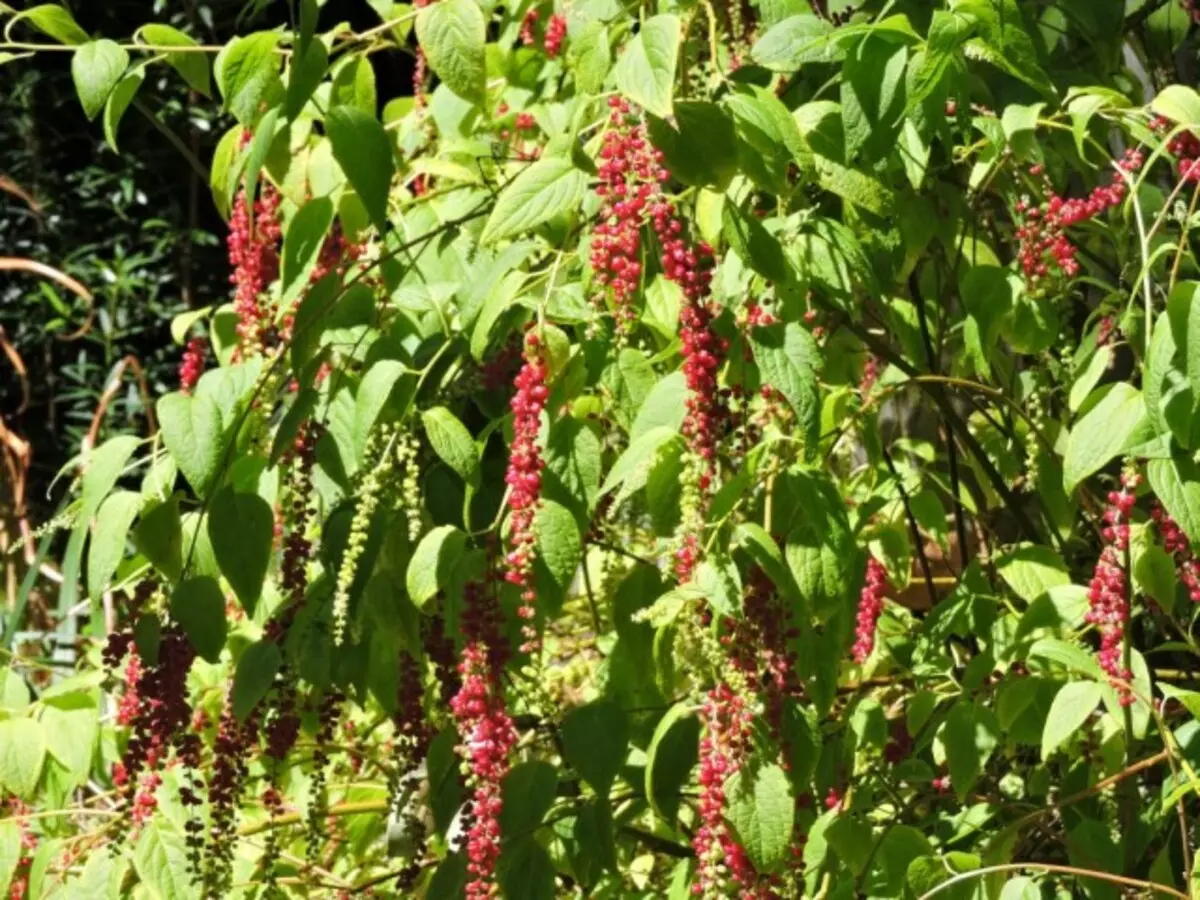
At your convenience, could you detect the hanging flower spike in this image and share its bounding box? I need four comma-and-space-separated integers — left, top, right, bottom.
853, 556, 890, 664
1152, 503, 1200, 602
1086, 470, 1139, 704
227, 181, 282, 358
504, 332, 549, 653
178, 337, 206, 393
544, 13, 567, 57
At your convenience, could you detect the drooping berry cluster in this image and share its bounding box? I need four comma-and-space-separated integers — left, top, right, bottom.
4, 801, 36, 900
543, 13, 567, 57
693, 683, 763, 898
1014, 151, 1143, 292
227, 181, 282, 357
852, 556, 890, 664
202, 693, 260, 894
1152, 114, 1200, 181
1152, 503, 1200, 603
178, 336, 206, 394
450, 571, 516, 900
520, 8, 539, 45
589, 98, 661, 334
279, 423, 318, 624
1086, 471, 1139, 703
503, 333, 549, 653
727, 568, 800, 738
305, 690, 345, 862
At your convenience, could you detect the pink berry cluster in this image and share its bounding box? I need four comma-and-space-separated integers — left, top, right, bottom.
589, 97, 662, 334
504, 333, 549, 652
727, 567, 800, 738
227, 181, 282, 357
1014, 151, 1142, 290
859, 354, 880, 397
1085, 471, 1139, 704
451, 572, 516, 900
852, 556, 890, 664
520, 8, 539, 45
693, 683, 766, 898
1152, 114, 1200, 181
1152, 503, 1200, 603
544, 13, 566, 57
178, 336, 206, 394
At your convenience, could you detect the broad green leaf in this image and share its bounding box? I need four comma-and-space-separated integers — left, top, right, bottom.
330, 56, 377, 115
406, 525, 468, 607
326, 106, 395, 232
1063, 383, 1151, 493
995, 544, 1069, 604
12, 4, 88, 45
40, 693, 98, 785
1167, 281, 1200, 399
481, 156, 587, 244
569, 23, 610, 95
71, 40, 130, 120
135, 495, 184, 584
941, 702, 998, 800
500, 761, 557, 837
141, 23, 210, 95
281, 196, 335, 302
285, 36, 328, 120
500, 840, 556, 900
751, 14, 839, 71
1152, 84, 1200, 130
103, 66, 144, 152
644, 702, 699, 823
86, 490, 141, 601
0, 821, 19, 898
781, 472, 856, 621
208, 487, 273, 615
750, 322, 821, 450
422, 406, 481, 486
955, 0, 1052, 95
1148, 454, 1200, 548
723, 202, 791, 283
1134, 544, 1177, 607
80, 434, 142, 519
647, 102, 738, 189
630, 371, 687, 441
536, 500, 581, 589
170, 576, 228, 664
600, 427, 682, 506
613, 15, 680, 119
561, 699, 628, 796
232, 640, 281, 721
157, 392, 223, 498
1068, 346, 1113, 413
416, 0, 487, 106
0, 718, 46, 798
840, 34, 907, 161
726, 763, 794, 872
214, 32, 282, 125
132, 822, 195, 900
1027, 637, 1105, 680
1041, 681, 1102, 760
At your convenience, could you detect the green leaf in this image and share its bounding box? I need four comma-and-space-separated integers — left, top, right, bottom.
169, 576, 228, 664
281, 196, 335, 303
71, 40, 130, 121
40, 693, 97, 785
500, 839, 556, 900
86, 490, 141, 601
157, 391, 223, 498
782, 472, 856, 621
481, 156, 588, 244
406, 525, 468, 607
135, 495, 184, 584
751, 14, 838, 71
644, 702, 699, 824
103, 66, 144, 152
726, 763, 794, 872
995, 544, 1069, 604
80, 434, 142, 519
285, 36, 328, 120
1041, 681, 1101, 760
416, 0, 487, 106
600, 427, 682, 507
941, 702, 998, 800
500, 761, 558, 837
141, 23, 210, 95
630, 371, 687, 441
569, 23, 610, 95
840, 34, 907, 161
1063, 383, 1152, 494
1167, 280, 1200, 399
214, 32, 282, 126
1028, 637, 1106, 681
536, 500, 581, 589
561, 699, 628, 796
326, 106, 395, 233
613, 15, 680, 119
646, 102, 738, 189
1151, 84, 1200, 130
208, 487, 273, 616
0, 821, 20, 898
330, 56, 377, 115
232, 640, 281, 721
957, 0, 1051, 95
750, 322, 821, 450
13, 4, 88, 45
723, 201, 791, 283
423, 407, 481, 486
132, 822, 195, 900
1148, 454, 1200, 548
1135, 544, 1178, 607
0, 718, 46, 798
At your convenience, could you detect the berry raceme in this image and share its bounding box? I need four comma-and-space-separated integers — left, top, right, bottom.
852, 556, 890, 664
227, 181, 282, 358
1086, 470, 1139, 704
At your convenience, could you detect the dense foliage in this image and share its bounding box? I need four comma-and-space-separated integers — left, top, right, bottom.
10, 1, 1200, 898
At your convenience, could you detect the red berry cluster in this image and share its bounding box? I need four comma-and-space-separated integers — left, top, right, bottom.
694, 684, 764, 897
1086, 472, 1139, 704
178, 337, 206, 394
824, 787, 843, 811
227, 181, 282, 358
1152, 503, 1200, 602
451, 571, 516, 900
1014, 151, 1143, 291
203, 694, 260, 894
5, 802, 35, 900
1152, 114, 1200, 180
1096, 315, 1116, 348
544, 13, 566, 57
727, 568, 800, 738
859, 354, 880, 397
503, 333, 549, 652
520, 8, 539, 45
852, 556, 890, 664
590, 97, 662, 334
